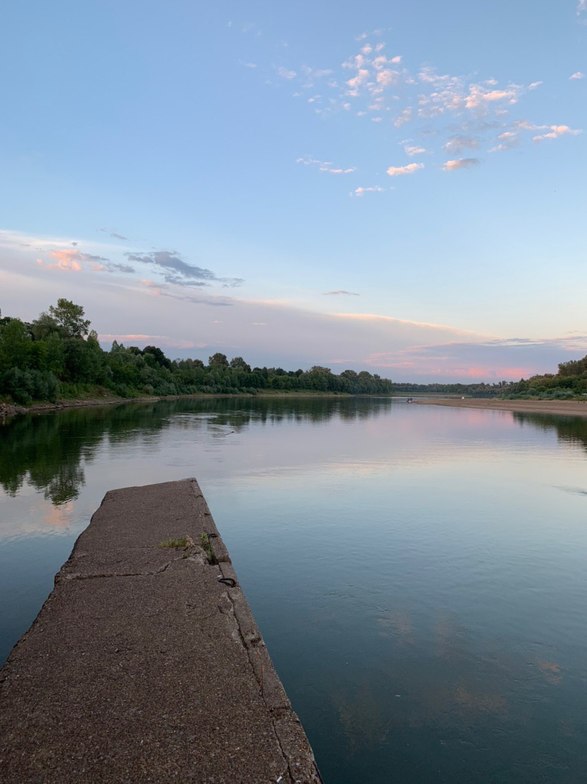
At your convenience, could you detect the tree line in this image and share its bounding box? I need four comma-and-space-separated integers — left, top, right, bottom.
502, 356, 587, 400
0, 299, 393, 404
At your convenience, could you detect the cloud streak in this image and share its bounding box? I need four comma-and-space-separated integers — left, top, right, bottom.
297, 155, 356, 174
125, 250, 243, 288
351, 185, 385, 196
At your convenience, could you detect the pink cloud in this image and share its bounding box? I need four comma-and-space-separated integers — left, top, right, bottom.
532, 124, 582, 142
442, 158, 479, 171
42, 249, 83, 271
386, 162, 424, 176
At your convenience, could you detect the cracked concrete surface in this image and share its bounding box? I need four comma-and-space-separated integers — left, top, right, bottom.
0, 479, 322, 783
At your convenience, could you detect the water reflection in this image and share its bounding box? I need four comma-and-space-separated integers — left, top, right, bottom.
514, 411, 587, 453
0, 397, 392, 505
2, 398, 587, 783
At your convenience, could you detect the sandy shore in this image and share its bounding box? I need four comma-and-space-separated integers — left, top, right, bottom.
413, 397, 587, 418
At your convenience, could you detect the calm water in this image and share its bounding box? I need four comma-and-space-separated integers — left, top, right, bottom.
1, 397, 587, 783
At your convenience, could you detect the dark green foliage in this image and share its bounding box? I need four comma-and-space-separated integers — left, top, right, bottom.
503, 357, 587, 399
0, 300, 395, 404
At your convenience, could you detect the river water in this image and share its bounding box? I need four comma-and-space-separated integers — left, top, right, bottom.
1, 397, 587, 783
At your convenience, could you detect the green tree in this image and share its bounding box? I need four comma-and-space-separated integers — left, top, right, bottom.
48, 299, 91, 339
208, 352, 229, 368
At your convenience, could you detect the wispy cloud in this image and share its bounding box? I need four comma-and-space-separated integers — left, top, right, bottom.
277, 66, 297, 80
532, 124, 582, 142
126, 250, 243, 288
443, 135, 479, 154
297, 155, 356, 174
41, 248, 135, 275
99, 227, 128, 241
264, 29, 582, 187
578, 0, 587, 15
4, 227, 585, 382
364, 334, 587, 381
351, 185, 385, 196
386, 162, 424, 176
489, 130, 519, 152
570, 71, 585, 80
442, 158, 480, 171
0, 229, 242, 293
404, 144, 427, 156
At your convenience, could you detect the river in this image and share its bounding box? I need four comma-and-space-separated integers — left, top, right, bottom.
1, 397, 587, 783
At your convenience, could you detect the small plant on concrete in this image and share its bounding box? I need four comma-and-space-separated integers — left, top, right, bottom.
159, 535, 193, 549
200, 532, 218, 565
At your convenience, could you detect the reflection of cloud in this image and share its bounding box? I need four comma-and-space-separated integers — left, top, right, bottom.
536, 660, 562, 685
334, 680, 392, 753
44, 501, 75, 530
377, 609, 414, 644
454, 684, 507, 714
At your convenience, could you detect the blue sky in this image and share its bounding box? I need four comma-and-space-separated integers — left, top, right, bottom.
1, 0, 586, 382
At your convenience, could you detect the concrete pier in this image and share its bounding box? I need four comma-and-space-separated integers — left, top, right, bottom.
0, 479, 322, 783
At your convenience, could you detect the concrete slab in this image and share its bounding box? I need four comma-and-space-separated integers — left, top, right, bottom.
0, 479, 322, 783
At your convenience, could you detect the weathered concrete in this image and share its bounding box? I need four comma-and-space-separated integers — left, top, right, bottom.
0, 479, 322, 783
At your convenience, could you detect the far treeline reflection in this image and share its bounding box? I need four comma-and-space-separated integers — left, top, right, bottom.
0, 397, 397, 505
2, 398, 587, 508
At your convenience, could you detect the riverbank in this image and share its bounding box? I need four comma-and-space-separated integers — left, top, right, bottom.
414, 397, 587, 418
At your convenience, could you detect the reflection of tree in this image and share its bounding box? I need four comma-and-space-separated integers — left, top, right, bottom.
0, 397, 393, 504
0, 403, 167, 504
1, 410, 97, 503
513, 413, 587, 453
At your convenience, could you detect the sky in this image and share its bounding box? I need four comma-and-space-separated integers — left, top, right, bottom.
1, 0, 586, 382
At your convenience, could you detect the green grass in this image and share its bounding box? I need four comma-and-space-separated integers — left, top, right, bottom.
200, 532, 218, 565
159, 536, 191, 549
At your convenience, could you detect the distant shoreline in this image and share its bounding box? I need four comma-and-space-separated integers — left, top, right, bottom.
3, 394, 587, 424
0, 390, 363, 423
413, 397, 587, 418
